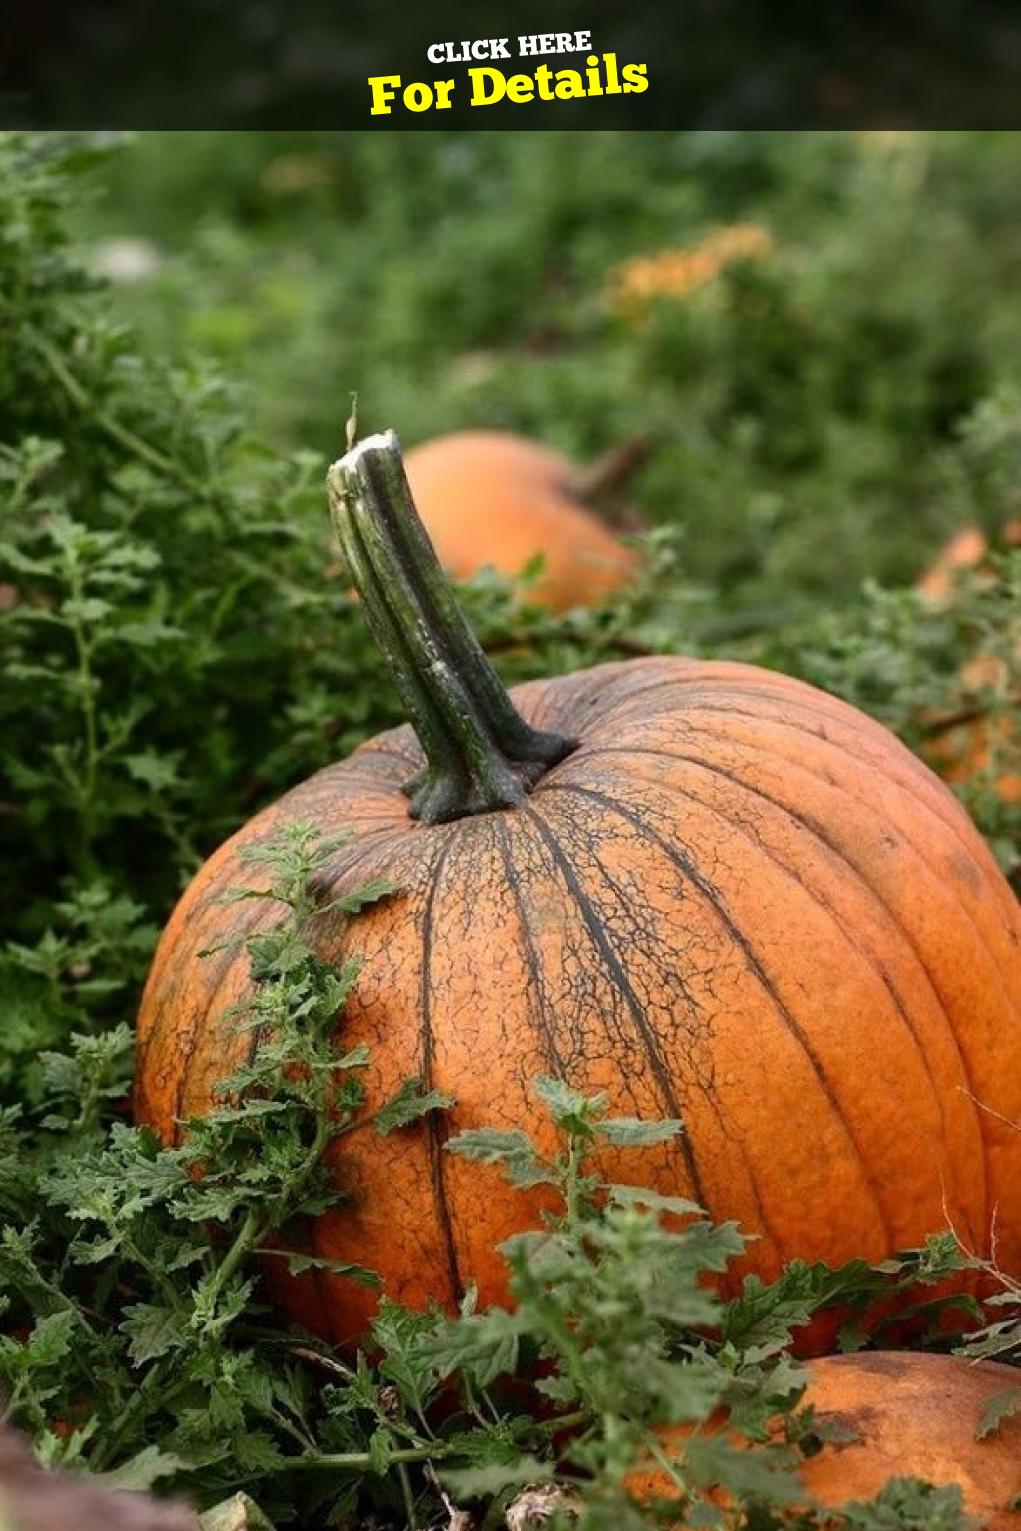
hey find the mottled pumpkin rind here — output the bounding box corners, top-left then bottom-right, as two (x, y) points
(135, 654), (1021, 1345)
(627, 1352), (1021, 1529)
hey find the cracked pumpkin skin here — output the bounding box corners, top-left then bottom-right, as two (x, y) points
(135, 433), (1021, 1348)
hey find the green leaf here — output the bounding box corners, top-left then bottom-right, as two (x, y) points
(533, 1075), (605, 1135)
(25, 1310), (75, 1366)
(120, 1302), (190, 1364)
(609, 1186), (705, 1217)
(281, 1253), (380, 1286)
(445, 1127), (556, 1189)
(374, 1076), (455, 1135)
(331, 877), (397, 913)
(95, 1445), (188, 1491)
(124, 750), (181, 791)
(598, 1116), (684, 1147)
(976, 1384), (1021, 1440)
(367, 1426), (393, 1475)
(441, 1454), (554, 1498)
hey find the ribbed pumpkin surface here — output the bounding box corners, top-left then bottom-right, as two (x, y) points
(135, 655), (1021, 1344)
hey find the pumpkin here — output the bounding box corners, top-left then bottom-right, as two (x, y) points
(923, 705), (1020, 807)
(135, 430), (1021, 1348)
(917, 525), (1020, 804)
(401, 429), (642, 612)
(627, 1352), (1021, 1529)
(917, 517), (1021, 604)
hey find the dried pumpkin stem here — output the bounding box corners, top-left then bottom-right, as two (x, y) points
(327, 430), (577, 824)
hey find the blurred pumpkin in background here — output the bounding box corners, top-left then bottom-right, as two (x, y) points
(402, 429), (645, 612)
(918, 520), (1020, 804)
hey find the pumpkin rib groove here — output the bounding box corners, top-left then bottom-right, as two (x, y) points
(546, 781), (899, 1251)
(601, 671), (980, 853)
(578, 741), (994, 1238)
(140, 833), (276, 1067)
(155, 815), (403, 1081)
(669, 715), (1021, 1019)
(519, 804), (708, 1206)
(166, 825), (410, 1134)
(417, 830), (466, 1307)
(171, 885), (284, 1132)
(567, 757), (957, 1120)
(553, 754), (984, 1249)
(527, 796), (784, 1262)
(674, 695), (1006, 892)
(353, 738), (423, 772)
(494, 817), (571, 1079)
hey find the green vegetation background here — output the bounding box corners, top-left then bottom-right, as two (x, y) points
(0, 130), (1018, 1528)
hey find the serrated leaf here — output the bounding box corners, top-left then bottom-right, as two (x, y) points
(598, 1115), (684, 1147)
(374, 1077), (454, 1136)
(124, 750), (181, 791)
(441, 1455), (553, 1498)
(533, 1075), (605, 1135)
(445, 1127), (534, 1164)
(977, 1384), (1021, 1439)
(331, 877), (396, 913)
(609, 1185), (704, 1217)
(96, 1445), (187, 1491)
(367, 1426), (393, 1475)
(26, 1310), (75, 1365)
(282, 1253), (380, 1286)
(120, 1302), (189, 1364)
(445, 1127), (556, 1189)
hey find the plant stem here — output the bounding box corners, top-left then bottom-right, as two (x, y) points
(327, 431), (577, 823)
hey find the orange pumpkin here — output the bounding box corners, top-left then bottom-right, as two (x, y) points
(924, 709), (1021, 807)
(135, 431), (1021, 1347)
(917, 518), (1021, 603)
(628, 1352), (1021, 1529)
(917, 527), (1020, 804)
(402, 430), (642, 612)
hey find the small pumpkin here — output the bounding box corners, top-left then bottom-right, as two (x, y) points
(135, 430), (1021, 1347)
(917, 517), (1021, 603)
(401, 429), (643, 612)
(917, 524), (1020, 804)
(627, 1352), (1021, 1529)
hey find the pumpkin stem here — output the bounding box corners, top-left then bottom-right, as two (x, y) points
(575, 434), (655, 529)
(327, 430), (578, 824)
